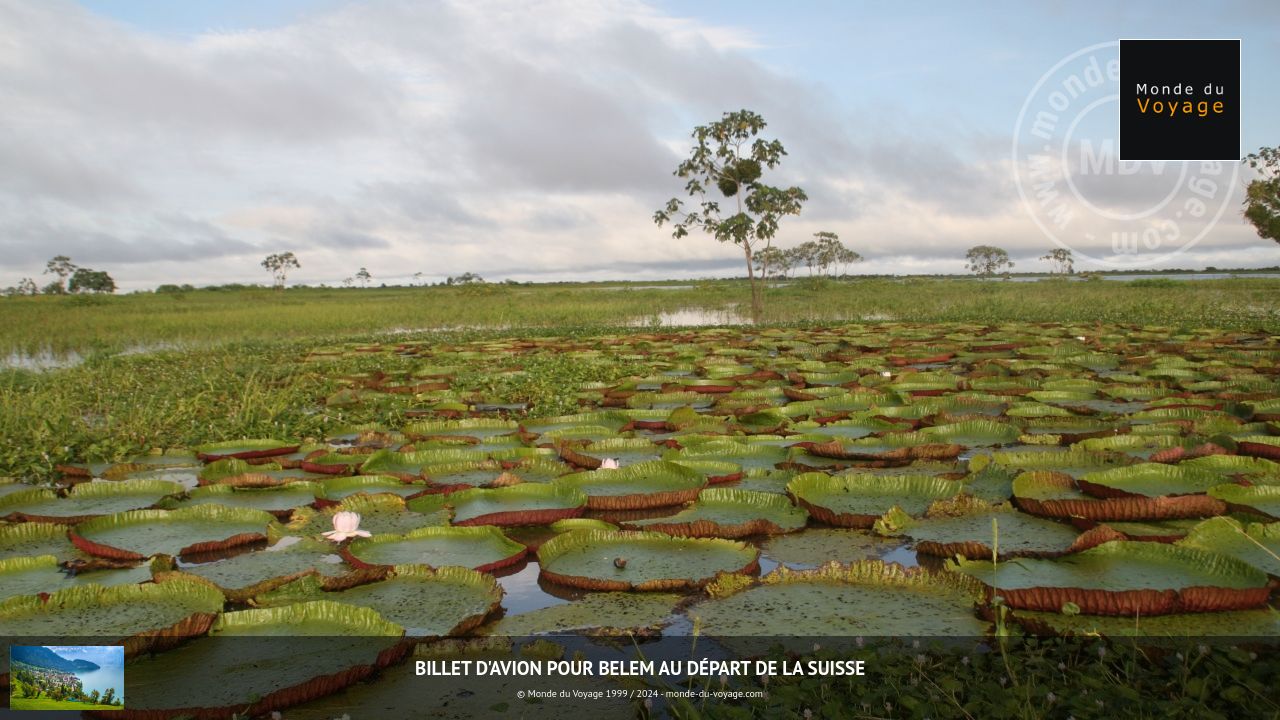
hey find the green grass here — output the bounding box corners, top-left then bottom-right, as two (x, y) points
(9, 695), (121, 710)
(1, 277), (1277, 481)
(2, 277), (1278, 358)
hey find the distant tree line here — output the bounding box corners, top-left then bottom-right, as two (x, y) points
(2, 256), (116, 297)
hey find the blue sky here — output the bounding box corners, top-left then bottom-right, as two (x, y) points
(2, 1), (1277, 290)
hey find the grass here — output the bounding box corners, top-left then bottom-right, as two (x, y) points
(1, 277), (1278, 358)
(9, 679), (121, 711)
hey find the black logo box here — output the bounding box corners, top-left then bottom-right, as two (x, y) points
(1119, 39), (1240, 162)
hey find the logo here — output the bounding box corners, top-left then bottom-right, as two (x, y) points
(1012, 41), (1239, 267)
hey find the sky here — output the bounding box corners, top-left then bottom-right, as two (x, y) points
(1, 0), (1278, 291)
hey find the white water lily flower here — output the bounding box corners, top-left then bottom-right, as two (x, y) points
(600, 458), (620, 469)
(880, 370), (892, 377)
(1076, 336), (1087, 341)
(322, 511), (372, 542)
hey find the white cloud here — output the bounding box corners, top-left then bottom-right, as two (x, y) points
(0, 0), (1271, 292)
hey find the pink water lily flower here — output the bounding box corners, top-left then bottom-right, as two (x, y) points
(322, 511), (372, 542)
(601, 458), (620, 469)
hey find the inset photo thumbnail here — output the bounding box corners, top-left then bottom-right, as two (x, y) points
(9, 645), (124, 711)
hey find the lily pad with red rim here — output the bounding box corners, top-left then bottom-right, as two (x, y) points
(552, 460), (707, 510)
(407, 483), (587, 527)
(70, 505), (280, 561)
(194, 439), (301, 462)
(253, 564), (501, 637)
(786, 472), (962, 528)
(343, 526), (526, 573)
(536, 529), (759, 591)
(949, 540), (1272, 615)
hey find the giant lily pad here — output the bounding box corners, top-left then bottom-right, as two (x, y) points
(553, 460), (707, 510)
(786, 472), (962, 528)
(195, 439), (301, 461)
(0, 479), (184, 523)
(0, 554), (152, 602)
(537, 530), (759, 591)
(487, 592), (683, 636)
(161, 536), (350, 601)
(1209, 483), (1280, 519)
(620, 488), (808, 538)
(0, 576), (224, 648)
(343, 526), (526, 573)
(407, 483), (587, 526)
(291, 494), (450, 537)
(688, 561), (987, 638)
(949, 540), (1272, 615)
(254, 564), (501, 636)
(878, 501), (1088, 559)
(322, 474), (429, 500)
(1013, 470), (1226, 521)
(359, 449), (488, 480)
(917, 420), (1020, 446)
(1177, 516), (1280, 576)
(71, 505), (279, 561)
(121, 601), (404, 717)
(171, 481), (324, 517)
(1078, 463), (1223, 498)
(761, 529), (901, 569)
(0, 522), (75, 562)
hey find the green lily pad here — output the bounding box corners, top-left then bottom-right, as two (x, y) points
(0, 554), (152, 602)
(1177, 517), (1280, 576)
(882, 503), (1083, 559)
(72, 505), (279, 560)
(291, 494), (450, 537)
(0, 575), (224, 637)
(322, 474), (429, 500)
(169, 537), (349, 600)
(950, 540), (1271, 615)
(172, 481), (324, 514)
(918, 420), (1020, 446)
(408, 483), (587, 526)
(786, 472), (962, 528)
(0, 522), (75, 562)
(487, 592), (683, 636)
(122, 601), (403, 714)
(620, 488), (808, 537)
(688, 561), (987, 638)
(1209, 484), (1280, 519)
(0, 479), (184, 521)
(1079, 463), (1223, 497)
(194, 439), (300, 461)
(761, 528), (901, 569)
(553, 460), (706, 510)
(537, 530), (759, 591)
(345, 526), (526, 573)
(255, 565), (501, 636)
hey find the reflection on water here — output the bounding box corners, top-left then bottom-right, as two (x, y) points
(629, 307), (750, 327)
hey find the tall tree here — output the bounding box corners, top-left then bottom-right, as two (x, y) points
(964, 245), (1014, 277)
(1040, 248), (1074, 274)
(43, 255), (77, 294)
(654, 110), (807, 322)
(355, 267), (372, 287)
(68, 268), (116, 294)
(1243, 146), (1280, 244)
(261, 252), (300, 290)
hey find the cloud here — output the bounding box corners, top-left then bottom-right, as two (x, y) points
(0, 0), (1273, 292)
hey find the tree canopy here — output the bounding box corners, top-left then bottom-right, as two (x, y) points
(654, 109), (807, 321)
(1244, 147), (1280, 244)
